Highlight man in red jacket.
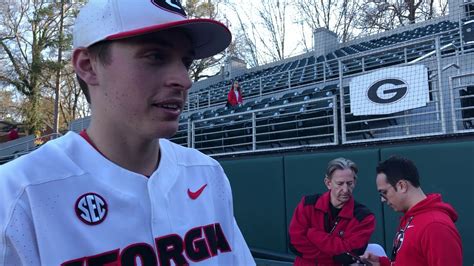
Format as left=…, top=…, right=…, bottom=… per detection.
left=362, top=156, right=463, bottom=266
left=289, top=158, right=376, bottom=266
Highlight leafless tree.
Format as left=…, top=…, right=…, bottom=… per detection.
left=0, top=88, right=22, bottom=122
left=257, top=0, right=289, bottom=61
left=227, top=5, right=261, bottom=67
left=356, top=0, right=449, bottom=35
left=225, top=0, right=293, bottom=66
left=185, top=0, right=228, bottom=81
left=293, top=0, right=360, bottom=51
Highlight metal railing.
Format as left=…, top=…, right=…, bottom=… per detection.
left=175, top=96, right=339, bottom=156
left=172, top=45, right=474, bottom=153
left=17, top=17, right=474, bottom=159
left=185, top=23, right=462, bottom=112
left=449, top=72, right=474, bottom=132
left=339, top=36, right=459, bottom=144
left=0, top=133, right=62, bottom=163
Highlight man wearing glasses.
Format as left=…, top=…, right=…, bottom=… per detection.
left=362, top=156, right=462, bottom=266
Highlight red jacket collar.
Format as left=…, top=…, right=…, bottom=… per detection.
left=314, top=191, right=355, bottom=219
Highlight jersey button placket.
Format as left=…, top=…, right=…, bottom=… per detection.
left=148, top=177, right=172, bottom=237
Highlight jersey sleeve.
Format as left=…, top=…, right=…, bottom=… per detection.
left=1, top=196, right=40, bottom=266
left=288, top=198, right=323, bottom=259
left=306, top=213, right=375, bottom=256
left=421, top=222, right=462, bottom=266
left=231, top=218, right=255, bottom=265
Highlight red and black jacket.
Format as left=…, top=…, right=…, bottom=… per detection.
left=227, top=87, right=243, bottom=106
left=289, top=191, right=376, bottom=266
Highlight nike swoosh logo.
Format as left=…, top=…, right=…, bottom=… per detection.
left=187, top=184, right=207, bottom=200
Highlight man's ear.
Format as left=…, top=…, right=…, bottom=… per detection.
left=324, top=177, right=331, bottom=190
left=398, top=180, right=409, bottom=193
left=72, top=48, right=99, bottom=86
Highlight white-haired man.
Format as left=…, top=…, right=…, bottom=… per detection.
left=289, top=158, right=376, bottom=265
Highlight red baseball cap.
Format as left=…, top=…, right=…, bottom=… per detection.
left=73, top=0, right=232, bottom=59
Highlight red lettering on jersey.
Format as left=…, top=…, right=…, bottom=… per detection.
left=203, top=223, right=232, bottom=256
left=61, top=223, right=231, bottom=266
left=155, top=234, right=188, bottom=266
left=62, top=249, right=120, bottom=266
left=121, top=243, right=157, bottom=265
left=184, top=226, right=212, bottom=262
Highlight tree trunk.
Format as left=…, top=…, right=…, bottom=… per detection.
left=25, top=90, right=41, bottom=134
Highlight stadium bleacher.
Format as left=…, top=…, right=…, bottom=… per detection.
left=186, top=20, right=460, bottom=111
left=155, top=16, right=474, bottom=156
left=57, top=12, right=474, bottom=158
left=460, top=87, right=474, bottom=128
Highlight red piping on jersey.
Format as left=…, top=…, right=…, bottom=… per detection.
left=79, top=129, right=151, bottom=178
left=79, top=129, right=106, bottom=157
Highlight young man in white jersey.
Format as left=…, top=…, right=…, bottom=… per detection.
left=0, top=0, right=255, bottom=265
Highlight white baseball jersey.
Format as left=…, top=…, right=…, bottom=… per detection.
left=0, top=132, right=255, bottom=265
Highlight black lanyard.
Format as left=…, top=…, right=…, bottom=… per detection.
left=391, top=216, right=414, bottom=260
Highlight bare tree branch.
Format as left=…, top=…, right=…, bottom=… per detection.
left=356, top=0, right=448, bottom=35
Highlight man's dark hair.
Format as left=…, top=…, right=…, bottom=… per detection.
left=376, top=156, right=421, bottom=189
left=76, top=41, right=113, bottom=104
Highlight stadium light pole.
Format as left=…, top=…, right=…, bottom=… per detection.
left=53, top=0, right=65, bottom=135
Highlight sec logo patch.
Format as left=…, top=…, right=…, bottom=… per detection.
left=75, top=193, right=108, bottom=225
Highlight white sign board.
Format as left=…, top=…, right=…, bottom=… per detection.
left=349, top=65, right=429, bottom=115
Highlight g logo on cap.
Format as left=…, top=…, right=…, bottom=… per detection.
left=151, top=0, right=187, bottom=17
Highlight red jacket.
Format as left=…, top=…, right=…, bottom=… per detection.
left=380, top=193, right=462, bottom=266
left=289, top=191, right=376, bottom=266
left=227, top=87, right=243, bottom=106
left=8, top=129, right=19, bottom=141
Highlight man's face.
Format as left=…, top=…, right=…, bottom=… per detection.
left=376, top=173, right=403, bottom=212
left=90, top=29, right=194, bottom=139
left=325, top=169, right=356, bottom=208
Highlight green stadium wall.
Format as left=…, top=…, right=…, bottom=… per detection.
left=220, top=140, right=474, bottom=265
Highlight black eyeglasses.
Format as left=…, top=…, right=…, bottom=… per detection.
left=391, top=216, right=414, bottom=260
left=379, top=184, right=396, bottom=200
